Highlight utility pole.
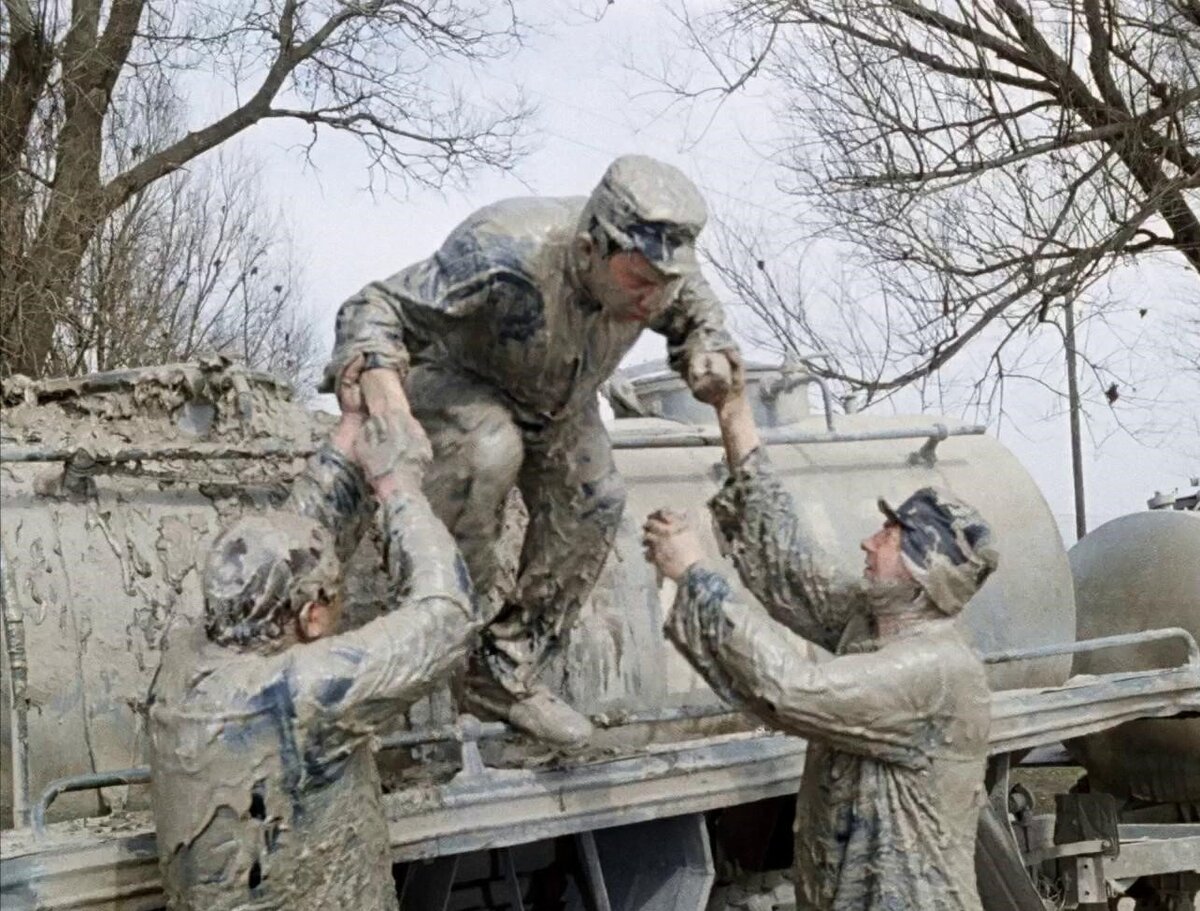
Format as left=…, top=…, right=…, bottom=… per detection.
left=1064, top=297, right=1087, bottom=540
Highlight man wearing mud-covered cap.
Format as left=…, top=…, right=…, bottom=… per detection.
left=149, top=394, right=484, bottom=911
left=324, top=154, right=740, bottom=746
left=643, top=381, right=999, bottom=910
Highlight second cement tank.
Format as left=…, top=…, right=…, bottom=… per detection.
left=1068, top=506, right=1200, bottom=816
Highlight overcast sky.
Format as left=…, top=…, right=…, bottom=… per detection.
left=224, top=1, right=1198, bottom=541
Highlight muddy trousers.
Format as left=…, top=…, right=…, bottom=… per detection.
left=406, top=364, right=627, bottom=698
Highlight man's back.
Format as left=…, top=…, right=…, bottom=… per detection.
left=357, top=194, right=642, bottom=422
left=150, top=625, right=398, bottom=911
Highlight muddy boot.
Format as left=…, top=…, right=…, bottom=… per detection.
left=463, top=651, right=594, bottom=750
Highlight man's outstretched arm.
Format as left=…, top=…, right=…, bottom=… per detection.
left=666, top=563, right=942, bottom=768
left=284, top=411, right=372, bottom=564
left=291, top=412, right=482, bottom=730
left=696, top=389, right=864, bottom=652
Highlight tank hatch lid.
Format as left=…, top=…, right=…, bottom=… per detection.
left=609, top=359, right=812, bottom=428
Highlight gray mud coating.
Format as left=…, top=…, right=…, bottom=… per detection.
left=324, top=157, right=738, bottom=709
left=667, top=449, right=990, bottom=910
left=149, top=439, right=479, bottom=911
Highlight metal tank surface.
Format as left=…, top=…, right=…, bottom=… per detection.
left=7, top=362, right=1200, bottom=911
left=1069, top=505, right=1200, bottom=814
left=550, top=365, right=1076, bottom=723
left=0, top=359, right=1074, bottom=833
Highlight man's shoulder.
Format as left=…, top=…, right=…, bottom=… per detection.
left=873, top=620, right=986, bottom=682
left=467, top=194, right=587, bottom=237
left=151, top=626, right=286, bottom=717
left=434, top=196, right=585, bottom=280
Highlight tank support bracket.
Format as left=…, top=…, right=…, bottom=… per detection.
left=908, top=424, right=950, bottom=467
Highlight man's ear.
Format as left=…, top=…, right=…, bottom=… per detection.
left=297, top=601, right=322, bottom=642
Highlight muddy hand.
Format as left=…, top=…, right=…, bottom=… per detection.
left=354, top=411, right=433, bottom=491
left=336, top=354, right=368, bottom=414
left=687, top=349, right=744, bottom=407
left=642, top=508, right=705, bottom=582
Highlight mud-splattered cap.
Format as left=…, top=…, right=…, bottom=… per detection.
left=583, top=155, right=707, bottom=275
left=203, top=513, right=340, bottom=648
left=877, top=487, right=999, bottom=615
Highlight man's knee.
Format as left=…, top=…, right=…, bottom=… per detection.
left=463, top=409, right=524, bottom=485
left=409, top=367, right=524, bottom=494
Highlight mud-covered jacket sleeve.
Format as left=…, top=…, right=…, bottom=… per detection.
left=290, top=483, right=480, bottom=732
left=321, top=271, right=413, bottom=393
left=709, top=448, right=868, bottom=653
left=667, top=566, right=940, bottom=768
left=649, top=270, right=738, bottom=377
left=284, top=441, right=371, bottom=564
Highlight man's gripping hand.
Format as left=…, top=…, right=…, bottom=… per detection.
left=336, top=352, right=409, bottom=415
left=353, top=411, right=433, bottom=498
left=687, top=347, right=745, bottom=408
left=642, top=508, right=706, bottom=582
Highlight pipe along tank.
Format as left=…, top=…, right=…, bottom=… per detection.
left=0, top=359, right=1077, bottom=830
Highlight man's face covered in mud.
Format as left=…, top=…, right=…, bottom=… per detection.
left=586, top=248, right=677, bottom=324
left=861, top=522, right=910, bottom=585
left=576, top=155, right=707, bottom=323
left=203, top=514, right=343, bottom=651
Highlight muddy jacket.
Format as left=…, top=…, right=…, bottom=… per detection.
left=324, top=196, right=734, bottom=426
left=667, top=449, right=989, bottom=911
left=149, top=445, right=477, bottom=911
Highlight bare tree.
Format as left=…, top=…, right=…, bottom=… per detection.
left=1, top=0, right=531, bottom=378
left=61, top=151, right=318, bottom=389
left=658, top=0, right=1199, bottom=406
left=23, top=66, right=316, bottom=389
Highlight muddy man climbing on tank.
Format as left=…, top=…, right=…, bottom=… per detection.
left=324, top=154, right=742, bottom=747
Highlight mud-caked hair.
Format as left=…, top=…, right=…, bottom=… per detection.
left=203, top=514, right=340, bottom=648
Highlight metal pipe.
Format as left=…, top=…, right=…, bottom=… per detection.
left=983, top=627, right=1200, bottom=668
left=376, top=720, right=510, bottom=750
left=593, top=703, right=740, bottom=727
left=610, top=423, right=987, bottom=450
left=4, top=427, right=990, bottom=464
left=0, top=442, right=313, bottom=464
left=1, top=542, right=31, bottom=826
left=33, top=767, right=152, bottom=838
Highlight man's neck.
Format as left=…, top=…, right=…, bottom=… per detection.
left=869, top=584, right=942, bottom=641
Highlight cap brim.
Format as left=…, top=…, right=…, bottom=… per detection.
left=877, top=497, right=912, bottom=529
